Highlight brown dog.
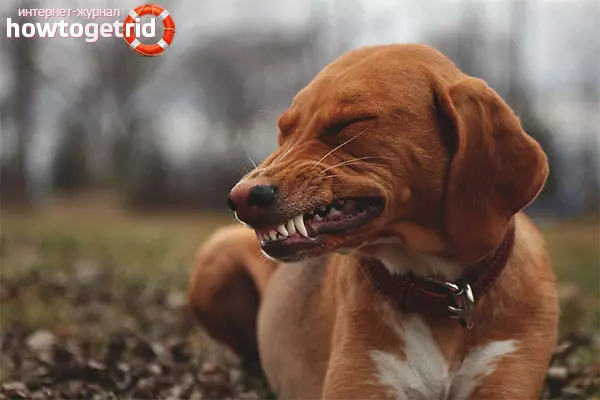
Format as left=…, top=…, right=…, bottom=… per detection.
left=189, top=44, right=559, bottom=399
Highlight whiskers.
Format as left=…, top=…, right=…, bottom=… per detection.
left=309, top=174, right=347, bottom=184
left=317, top=156, right=389, bottom=175
left=311, top=128, right=370, bottom=170
left=271, top=144, right=296, bottom=167
left=247, top=154, right=258, bottom=169
left=302, top=156, right=390, bottom=193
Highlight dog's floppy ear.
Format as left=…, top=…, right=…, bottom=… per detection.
left=437, top=77, right=548, bottom=263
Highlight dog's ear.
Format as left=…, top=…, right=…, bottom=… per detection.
left=436, top=77, right=548, bottom=263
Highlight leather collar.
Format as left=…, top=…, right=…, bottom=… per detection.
left=365, top=224, right=515, bottom=328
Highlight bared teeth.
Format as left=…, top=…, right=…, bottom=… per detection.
left=294, top=214, right=308, bottom=237
left=256, top=215, right=305, bottom=244
left=286, top=218, right=296, bottom=235
left=277, top=224, right=289, bottom=237
left=268, top=230, right=278, bottom=241
left=255, top=198, right=376, bottom=244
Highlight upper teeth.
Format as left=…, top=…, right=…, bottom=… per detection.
left=256, top=199, right=367, bottom=244
left=286, top=219, right=296, bottom=235
left=259, top=214, right=309, bottom=243
left=294, top=214, right=308, bottom=237
left=277, top=225, right=288, bottom=236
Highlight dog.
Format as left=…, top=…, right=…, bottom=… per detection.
left=188, top=44, right=559, bottom=399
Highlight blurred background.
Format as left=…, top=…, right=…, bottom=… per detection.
left=0, top=0, right=598, bottom=398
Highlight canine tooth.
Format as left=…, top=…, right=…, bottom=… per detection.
left=294, top=214, right=308, bottom=237
left=277, top=225, right=289, bottom=237
left=269, top=230, right=278, bottom=241
left=286, top=219, right=296, bottom=235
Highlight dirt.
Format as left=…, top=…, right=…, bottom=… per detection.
left=0, top=221, right=598, bottom=399
left=0, top=263, right=273, bottom=399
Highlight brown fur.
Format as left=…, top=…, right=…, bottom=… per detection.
left=188, top=44, right=559, bottom=399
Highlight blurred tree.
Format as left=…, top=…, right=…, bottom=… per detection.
left=122, top=120, right=170, bottom=210
left=0, top=3, right=38, bottom=207
left=580, top=138, right=599, bottom=215
left=573, top=1, right=600, bottom=215
left=186, top=25, right=327, bottom=140
left=93, top=41, right=163, bottom=187
left=45, top=39, right=162, bottom=198
left=52, top=118, right=91, bottom=192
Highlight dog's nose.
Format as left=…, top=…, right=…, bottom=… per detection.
left=228, top=183, right=277, bottom=211
left=247, top=185, right=277, bottom=208
left=228, top=181, right=278, bottom=224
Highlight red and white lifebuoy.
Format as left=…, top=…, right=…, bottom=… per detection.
left=123, top=4, right=175, bottom=57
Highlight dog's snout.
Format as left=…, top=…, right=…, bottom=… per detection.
left=227, top=193, right=238, bottom=212
left=247, top=185, right=277, bottom=208
left=228, top=181, right=278, bottom=225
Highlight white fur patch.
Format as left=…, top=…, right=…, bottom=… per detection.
left=373, top=239, right=462, bottom=281
left=449, top=340, right=518, bottom=399
left=371, top=315, right=451, bottom=399
left=370, top=313, right=518, bottom=400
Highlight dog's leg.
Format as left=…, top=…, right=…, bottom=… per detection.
left=188, top=225, right=276, bottom=364
left=459, top=354, right=554, bottom=399
left=451, top=327, right=557, bottom=400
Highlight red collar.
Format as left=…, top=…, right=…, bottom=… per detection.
left=365, top=224, right=515, bottom=329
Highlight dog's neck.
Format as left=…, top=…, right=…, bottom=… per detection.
left=346, top=237, right=463, bottom=281
left=372, top=240, right=463, bottom=281
left=354, top=221, right=516, bottom=281
left=353, top=225, right=516, bottom=327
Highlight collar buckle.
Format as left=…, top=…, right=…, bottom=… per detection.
left=428, top=278, right=475, bottom=329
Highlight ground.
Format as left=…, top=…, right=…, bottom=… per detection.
left=0, top=197, right=598, bottom=399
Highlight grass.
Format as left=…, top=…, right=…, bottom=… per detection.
left=0, top=197, right=598, bottom=398
left=0, top=198, right=273, bottom=398
left=1, top=199, right=229, bottom=333
left=542, top=217, right=600, bottom=337
left=543, top=217, right=599, bottom=296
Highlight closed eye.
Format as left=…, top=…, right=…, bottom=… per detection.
left=323, top=115, right=376, bottom=136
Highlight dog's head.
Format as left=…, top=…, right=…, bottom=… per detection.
left=228, top=44, right=548, bottom=264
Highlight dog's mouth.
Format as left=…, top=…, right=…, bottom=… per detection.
left=255, top=197, right=383, bottom=260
